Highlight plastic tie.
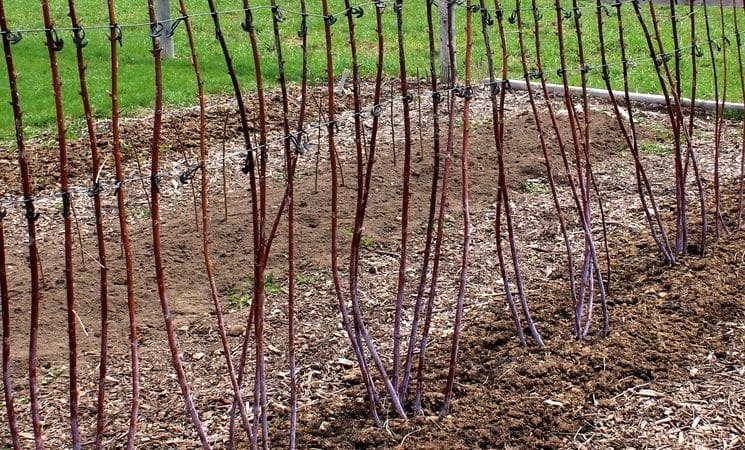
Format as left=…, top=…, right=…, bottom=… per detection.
left=61, top=191, right=71, bottom=219
left=48, top=27, right=64, bottom=52
left=24, top=198, right=39, bottom=223
left=149, top=22, right=164, bottom=38
left=87, top=181, right=103, bottom=198
left=241, top=9, right=254, bottom=32
left=150, top=174, right=161, bottom=193
left=167, top=17, right=185, bottom=38
left=72, top=26, right=87, bottom=49
left=348, top=6, right=365, bottom=18
left=111, top=24, right=123, bottom=47
left=179, top=163, right=202, bottom=185
left=298, top=14, right=307, bottom=37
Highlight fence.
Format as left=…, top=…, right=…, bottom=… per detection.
left=0, top=0, right=744, bottom=448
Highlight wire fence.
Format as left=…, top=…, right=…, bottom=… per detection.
left=0, top=0, right=744, bottom=448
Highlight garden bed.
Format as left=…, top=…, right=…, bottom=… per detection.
left=0, top=84, right=743, bottom=448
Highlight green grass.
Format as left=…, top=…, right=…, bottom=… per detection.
left=0, top=0, right=744, bottom=141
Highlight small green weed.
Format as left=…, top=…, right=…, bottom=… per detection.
left=723, top=109, right=744, bottom=121
left=639, top=142, right=671, bottom=156
left=41, top=367, right=65, bottom=387
left=227, top=286, right=251, bottom=309
left=650, top=125, right=674, bottom=143
left=296, top=273, right=319, bottom=286
left=340, top=227, right=354, bottom=239
left=361, top=236, right=375, bottom=249
left=264, top=273, right=282, bottom=295
left=520, top=179, right=547, bottom=194
left=340, top=227, right=374, bottom=249
left=227, top=273, right=283, bottom=309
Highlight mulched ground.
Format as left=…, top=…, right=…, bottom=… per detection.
left=0, top=82, right=743, bottom=449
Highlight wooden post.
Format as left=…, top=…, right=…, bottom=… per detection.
left=439, top=0, right=455, bottom=84
left=157, top=0, right=175, bottom=58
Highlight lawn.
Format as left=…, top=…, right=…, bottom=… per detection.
left=0, top=0, right=742, bottom=141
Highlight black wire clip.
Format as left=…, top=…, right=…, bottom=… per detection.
left=326, top=120, right=340, bottom=132
left=298, top=13, right=308, bottom=37
left=114, top=179, right=124, bottom=195
left=375, top=0, right=387, bottom=10
left=150, top=174, right=161, bottom=193
left=23, top=198, right=39, bottom=223
left=60, top=191, right=71, bottom=219
left=0, top=207, right=6, bottom=221
left=260, top=147, right=268, bottom=165
left=324, top=14, right=337, bottom=26
left=72, top=26, right=87, bottom=49
left=489, top=80, right=500, bottom=97
left=47, top=27, right=64, bottom=52
left=371, top=103, right=383, bottom=117
left=289, top=131, right=312, bottom=155
left=167, top=16, right=186, bottom=38
left=242, top=149, right=255, bottom=174
left=241, top=9, right=254, bottom=32
left=402, top=93, right=414, bottom=104
left=600, top=64, right=611, bottom=82
left=348, top=6, right=365, bottom=18
left=1, top=30, right=23, bottom=45
left=394, top=0, right=403, bottom=13
left=527, top=70, right=543, bottom=79
left=651, top=52, right=665, bottom=67
left=503, top=79, right=513, bottom=93
left=432, top=91, right=443, bottom=105
left=87, top=181, right=104, bottom=198
left=111, top=24, right=123, bottom=47
left=272, top=5, right=285, bottom=23
left=179, top=163, right=202, bottom=185
left=455, top=85, right=473, bottom=100
left=149, top=21, right=164, bottom=38
left=481, top=7, right=494, bottom=26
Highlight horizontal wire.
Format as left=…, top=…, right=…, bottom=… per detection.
left=0, top=0, right=689, bottom=39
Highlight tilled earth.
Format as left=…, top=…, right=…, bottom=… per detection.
left=0, top=83, right=743, bottom=449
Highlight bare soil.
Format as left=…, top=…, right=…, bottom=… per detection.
left=0, top=84, right=743, bottom=449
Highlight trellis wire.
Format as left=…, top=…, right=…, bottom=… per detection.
left=0, top=0, right=744, bottom=447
